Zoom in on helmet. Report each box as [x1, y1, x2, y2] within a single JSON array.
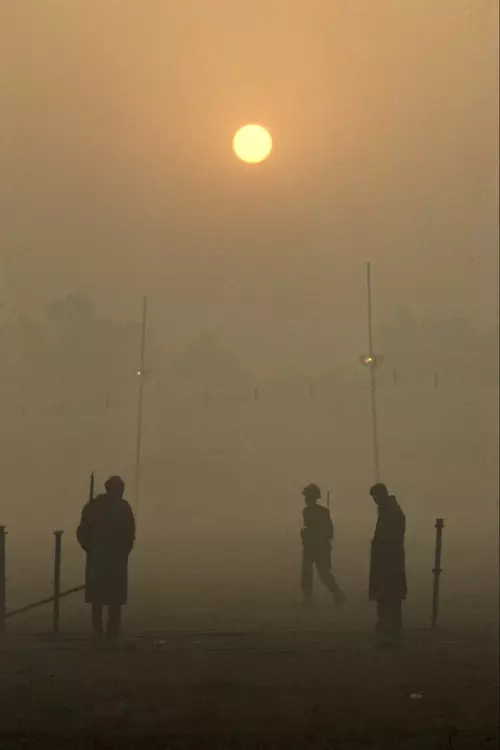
[[105, 475, 125, 495], [302, 483, 321, 501], [369, 482, 388, 499]]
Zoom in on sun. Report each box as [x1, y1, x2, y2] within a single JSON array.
[[233, 124, 272, 164]]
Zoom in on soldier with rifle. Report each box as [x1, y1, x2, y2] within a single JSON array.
[[77, 476, 135, 640], [300, 483, 346, 606]]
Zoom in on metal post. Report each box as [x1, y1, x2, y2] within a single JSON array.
[[366, 263, 381, 482], [431, 518, 445, 630], [89, 472, 95, 503], [134, 296, 148, 518], [53, 531, 63, 635], [0, 526, 6, 633]]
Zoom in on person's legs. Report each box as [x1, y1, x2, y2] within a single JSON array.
[[376, 598, 402, 646], [316, 549, 346, 604], [301, 548, 314, 602], [107, 605, 122, 639], [376, 599, 391, 642], [375, 600, 384, 635], [390, 598, 403, 641], [91, 603, 103, 637]]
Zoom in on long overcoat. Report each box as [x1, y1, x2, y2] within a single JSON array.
[[369, 495, 407, 602], [77, 493, 135, 606]]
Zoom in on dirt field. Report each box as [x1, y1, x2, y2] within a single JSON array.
[[0, 622, 497, 750]]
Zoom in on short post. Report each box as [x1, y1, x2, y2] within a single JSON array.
[[431, 518, 445, 630], [53, 531, 63, 635], [0, 527, 6, 633]]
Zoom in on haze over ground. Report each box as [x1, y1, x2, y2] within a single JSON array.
[[0, 2, 498, 626]]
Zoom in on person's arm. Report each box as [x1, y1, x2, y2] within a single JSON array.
[[76, 504, 91, 552], [301, 508, 307, 542], [326, 511, 334, 541], [375, 510, 405, 547], [390, 511, 406, 543], [123, 502, 136, 553]]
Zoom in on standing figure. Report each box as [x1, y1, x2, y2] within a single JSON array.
[[301, 483, 345, 606], [77, 476, 135, 639], [369, 483, 407, 645]]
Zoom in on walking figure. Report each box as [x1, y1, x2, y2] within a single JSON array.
[[369, 483, 407, 646], [300, 483, 345, 606], [77, 476, 135, 640]]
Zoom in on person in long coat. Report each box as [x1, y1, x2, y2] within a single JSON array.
[[301, 483, 346, 605], [369, 483, 407, 645], [77, 475, 135, 639]]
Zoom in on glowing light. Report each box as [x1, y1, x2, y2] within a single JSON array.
[[233, 124, 272, 164], [360, 354, 384, 367]]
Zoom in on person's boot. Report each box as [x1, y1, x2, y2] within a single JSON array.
[[375, 626, 399, 649], [92, 606, 109, 649], [91, 604, 104, 641], [107, 606, 122, 641]]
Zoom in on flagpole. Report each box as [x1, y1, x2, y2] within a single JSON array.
[[134, 296, 148, 518], [366, 263, 381, 482]]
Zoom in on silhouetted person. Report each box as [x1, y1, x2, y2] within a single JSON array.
[[301, 483, 345, 605], [77, 476, 135, 640], [369, 483, 407, 646]]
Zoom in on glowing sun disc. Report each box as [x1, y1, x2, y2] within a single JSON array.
[[233, 124, 272, 164]]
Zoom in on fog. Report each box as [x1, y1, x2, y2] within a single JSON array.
[[0, 1, 498, 629]]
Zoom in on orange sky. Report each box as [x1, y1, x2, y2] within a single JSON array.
[[1, 0, 498, 371]]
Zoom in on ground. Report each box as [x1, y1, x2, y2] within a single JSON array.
[[0, 624, 497, 749]]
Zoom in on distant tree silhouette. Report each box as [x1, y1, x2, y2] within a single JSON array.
[[45, 292, 157, 408], [174, 331, 249, 392], [379, 307, 498, 387]]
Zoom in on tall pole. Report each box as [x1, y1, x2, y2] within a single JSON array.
[[52, 531, 63, 635], [366, 262, 381, 483], [0, 526, 6, 633], [431, 518, 445, 630], [134, 296, 148, 518]]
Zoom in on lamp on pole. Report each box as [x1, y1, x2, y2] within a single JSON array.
[[134, 296, 148, 519], [360, 263, 382, 483]]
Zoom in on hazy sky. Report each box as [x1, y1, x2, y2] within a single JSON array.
[[1, 1, 498, 372]]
